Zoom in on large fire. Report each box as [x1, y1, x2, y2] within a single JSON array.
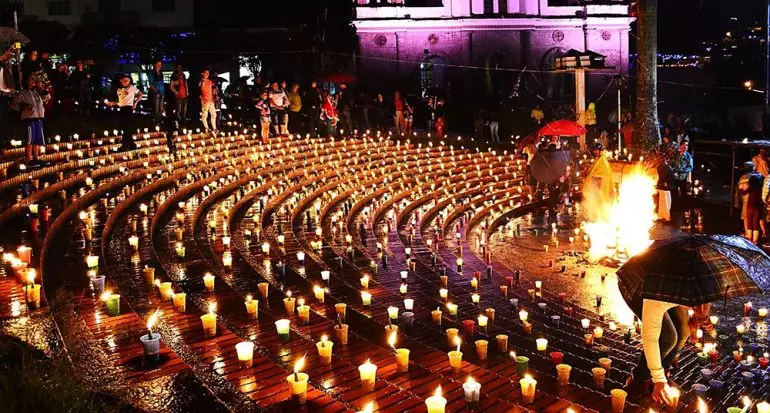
[[582, 165, 657, 263]]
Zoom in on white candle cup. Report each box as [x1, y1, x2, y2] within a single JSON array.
[[91, 275, 106, 294], [235, 341, 255, 369], [140, 333, 161, 361]]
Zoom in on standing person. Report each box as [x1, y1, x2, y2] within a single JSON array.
[[435, 98, 446, 137], [393, 91, 405, 134], [372, 93, 386, 131], [487, 101, 500, 143], [403, 99, 414, 137], [426, 96, 435, 134], [304, 80, 322, 136], [670, 139, 693, 196], [320, 91, 338, 138], [336, 83, 353, 136], [752, 148, 769, 177], [287, 83, 303, 134], [108, 74, 142, 151], [12, 77, 50, 164], [268, 81, 288, 136], [148, 60, 165, 123], [69, 60, 92, 117], [169, 64, 188, 126], [199, 69, 217, 133], [656, 158, 674, 222], [50, 63, 70, 114], [255, 89, 271, 142], [735, 162, 764, 244], [0, 48, 16, 147], [21, 50, 42, 84]]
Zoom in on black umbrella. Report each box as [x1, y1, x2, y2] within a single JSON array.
[[0, 27, 29, 51], [617, 235, 770, 307], [529, 150, 571, 184]]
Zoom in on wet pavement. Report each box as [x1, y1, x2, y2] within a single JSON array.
[[0, 132, 768, 412]]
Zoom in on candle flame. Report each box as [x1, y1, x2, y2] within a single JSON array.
[[208, 301, 217, 314], [434, 386, 442, 397], [100, 290, 111, 301], [360, 401, 374, 413], [26, 268, 36, 284], [154, 279, 161, 287], [146, 308, 160, 330], [743, 396, 751, 408], [246, 294, 253, 302], [286, 290, 292, 298], [465, 376, 477, 385], [321, 335, 327, 343], [294, 356, 305, 374], [298, 298, 305, 306], [388, 331, 397, 348], [698, 397, 707, 413]]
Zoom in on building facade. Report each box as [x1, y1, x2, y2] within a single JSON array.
[[21, 0, 193, 27], [353, 0, 633, 99]]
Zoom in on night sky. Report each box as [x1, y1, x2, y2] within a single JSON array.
[[658, 0, 766, 52]]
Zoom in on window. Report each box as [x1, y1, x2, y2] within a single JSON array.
[[48, 1, 71, 16], [99, 0, 121, 14], [153, 0, 175, 12]]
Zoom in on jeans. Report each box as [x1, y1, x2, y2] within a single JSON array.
[[489, 121, 500, 142], [176, 97, 188, 123], [151, 93, 164, 122], [630, 302, 689, 382], [118, 106, 136, 150], [201, 101, 217, 131]]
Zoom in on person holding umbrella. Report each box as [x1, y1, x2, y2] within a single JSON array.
[[618, 235, 770, 405]]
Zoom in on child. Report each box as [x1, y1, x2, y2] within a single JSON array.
[[13, 76, 50, 164], [255, 90, 271, 143]]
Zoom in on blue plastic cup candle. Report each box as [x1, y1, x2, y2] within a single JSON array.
[[709, 379, 724, 389], [741, 371, 754, 384], [692, 383, 708, 398], [701, 368, 714, 381]]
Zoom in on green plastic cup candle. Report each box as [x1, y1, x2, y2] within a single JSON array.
[[275, 319, 291, 342], [515, 355, 529, 376]]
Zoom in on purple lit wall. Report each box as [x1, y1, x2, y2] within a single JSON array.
[[354, 3, 633, 100]]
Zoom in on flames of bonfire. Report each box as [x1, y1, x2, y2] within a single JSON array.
[[582, 165, 657, 263]]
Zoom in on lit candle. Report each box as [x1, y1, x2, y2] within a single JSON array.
[[389, 332, 410, 372], [756, 401, 770, 413], [283, 291, 296, 315], [461, 377, 481, 409], [159, 282, 173, 301], [360, 275, 370, 289], [439, 288, 448, 300], [321, 270, 330, 281], [556, 363, 572, 385], [128, 235, 139, 250], [222, 236, 231, 247], [432, 308, 442, 325], [335, 303, 347, 321], [666, 386, 681, 410], [361, 291, 372, 306], [175, 243, 185, 258], [277, 234, 285, 244], [399, 283, 408, 294], [25, 269, 41, 309], [173, 292, 186, 313], [519, 310, 528, 322], [358, 358, 377, 390], [448, 336, 463, 372], [478, 314, 488, 329], [475, 339, 489, 360], [447, 302, 458, 316], [235, 341, 255, 369], [261, 242, 270, 254], [387, 306, 399, 322], [759, 308, 768, 320], [744, 302, 753, 315], [258, 282, 269, 299], [222, 252, 232, 267], [316, 335, 333, 365], [519, 375, 537, 404], [425, 386, 447, 413], [456, 257, 463, 272], [245, 295, 258, 319], [297, 298, 310, 324], [736, 324, 746, 335], [139, 203, 148, 214], [140, 309, 161, 360], [593, 326, 604, 340], [28, 203, 39, 215], [85, 254, 99, 269], [404, 298, 414, 310], [203, 272, 215, 292], [286, 356, 308, 405], [313, 285, 325, 303], [470, 277, 478, 289], [581, 318, 590, 329], [296, 251, 305, 265], [536, 338, 548, 352], [471, 293, 480, 304], [174, 228, 183, 241], [275, 319, 291, 341], [201, 302, 217, 338], [610, 389, 627, 413]]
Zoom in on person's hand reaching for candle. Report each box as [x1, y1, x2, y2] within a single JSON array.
[[652, 382, 672, 405]]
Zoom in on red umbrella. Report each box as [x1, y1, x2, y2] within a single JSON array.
[[537, 120, 587, 136], [319, 73, 357, 84]]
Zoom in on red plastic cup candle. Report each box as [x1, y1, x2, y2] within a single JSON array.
[[744, 302, 753, 316], [759, 356, 769, 369], [550, 351, 564, 364], [462, 319, 475, 335]]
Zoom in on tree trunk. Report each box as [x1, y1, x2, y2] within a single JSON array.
[[632, 0, 660, 150]]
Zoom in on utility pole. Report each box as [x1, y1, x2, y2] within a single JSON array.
[[616, 74, 623, 152], [13, 9, 20, 87]]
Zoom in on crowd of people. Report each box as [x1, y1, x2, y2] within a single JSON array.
[[735, 147, 770, 246]]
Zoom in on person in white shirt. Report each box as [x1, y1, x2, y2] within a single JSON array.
[[107, 74, 143, 150], [268, 81, 288, 136], [12, 76, 50, 163], [628, 297, 710, 405]]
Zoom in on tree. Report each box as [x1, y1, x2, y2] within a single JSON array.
[[632, 0, 660, 150]]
